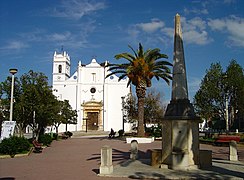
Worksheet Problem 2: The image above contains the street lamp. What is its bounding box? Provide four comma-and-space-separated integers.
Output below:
225, 96, 229, 132
121, 96, 125, 131
9, 68, 18, 121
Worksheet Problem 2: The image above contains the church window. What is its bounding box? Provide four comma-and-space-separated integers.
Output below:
90, 87, 96, 94
92, 73, 96, 82
58, 65, 62, 73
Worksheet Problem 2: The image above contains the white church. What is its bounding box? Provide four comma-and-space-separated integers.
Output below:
51, 51, 131, 133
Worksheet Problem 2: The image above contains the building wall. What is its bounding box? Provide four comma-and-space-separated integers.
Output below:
52, 52, 131, 133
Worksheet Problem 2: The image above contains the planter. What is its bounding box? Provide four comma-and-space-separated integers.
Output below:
126, 137, 155, 144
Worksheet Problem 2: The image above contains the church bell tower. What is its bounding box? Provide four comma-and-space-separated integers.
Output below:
52, 51, 71, 83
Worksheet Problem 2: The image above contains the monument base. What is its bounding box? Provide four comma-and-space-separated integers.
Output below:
99, 165, 113, 175
168, 151, 189, 170
161, 119, 200, 169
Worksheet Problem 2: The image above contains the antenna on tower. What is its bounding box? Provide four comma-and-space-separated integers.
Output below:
61, 45, 64, 53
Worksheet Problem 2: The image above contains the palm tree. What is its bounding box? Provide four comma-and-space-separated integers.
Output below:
106, 43, 172, 136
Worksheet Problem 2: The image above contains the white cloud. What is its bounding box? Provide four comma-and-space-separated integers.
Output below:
50, 0, 106, 19
207, 19, 226, 31
208, 16, 244, 47
136, 19, 164, 33
187, 17, 207, 31
0, 41, 29, 50
128, 16, 212, 46
184, 7, 208, 15
16, 19, 97, 50
184, 30, 211, 45
180, 17, 212, 45
47, 32, 72, 41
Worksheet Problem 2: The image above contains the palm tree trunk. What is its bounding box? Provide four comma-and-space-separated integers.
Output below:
136, 86, 146, 137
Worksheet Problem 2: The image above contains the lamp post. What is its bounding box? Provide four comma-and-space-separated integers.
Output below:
121, 96, 125, 131
225, 96, 229, 132
9, 68, 18, 121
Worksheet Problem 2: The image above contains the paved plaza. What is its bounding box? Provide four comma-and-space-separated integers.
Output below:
0, 132, 244, 180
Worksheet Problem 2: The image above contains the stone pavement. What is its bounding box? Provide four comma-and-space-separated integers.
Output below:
108, 158, 244, 179
0, 131, 244, 180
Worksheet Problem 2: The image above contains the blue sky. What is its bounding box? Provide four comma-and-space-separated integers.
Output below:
0, 0, 244, 103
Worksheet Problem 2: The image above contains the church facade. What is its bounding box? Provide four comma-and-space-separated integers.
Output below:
52, 51, 131, 133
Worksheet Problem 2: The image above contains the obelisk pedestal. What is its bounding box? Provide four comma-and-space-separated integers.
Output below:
161, 14, 201, 170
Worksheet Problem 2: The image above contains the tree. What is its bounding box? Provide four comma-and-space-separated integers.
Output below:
224, 60, 244, 130
60, 100, 77, 132
194, 60, 244, 130
144, 90, 165, 124
18, 70, 57, 138
126, 89, 166, 125
124, 94, 138, 123
194, 63, 224, 126
106, 43, 172, 136
51, 100, 77, 133
0, 70, 78, 137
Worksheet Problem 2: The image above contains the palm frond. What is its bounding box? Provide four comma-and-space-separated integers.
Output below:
155, 60, 172, 66
107, 64, 130, 71
128, 45, 138, 58
118, 74, 128, 81
138, 43, 144, 58
114, 53, 135, 62
105, 70, 127, 79
126, 79, 132, 87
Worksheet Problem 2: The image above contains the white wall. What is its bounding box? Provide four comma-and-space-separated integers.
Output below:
52, 56, 131, 133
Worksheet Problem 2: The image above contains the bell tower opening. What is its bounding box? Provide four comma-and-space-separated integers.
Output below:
58, 65, 62, 73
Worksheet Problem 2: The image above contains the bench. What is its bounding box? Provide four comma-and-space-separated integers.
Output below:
60, 133, 69, 139
215, 135, 240, 146
32, 139, 43, 153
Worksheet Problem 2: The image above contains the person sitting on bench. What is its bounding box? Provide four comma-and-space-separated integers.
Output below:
109, 128, 116, 138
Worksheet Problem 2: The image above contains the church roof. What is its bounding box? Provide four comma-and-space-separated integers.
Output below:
86, 58, 101, 67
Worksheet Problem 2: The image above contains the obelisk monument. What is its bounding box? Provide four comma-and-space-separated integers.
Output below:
161, 14, 200, 170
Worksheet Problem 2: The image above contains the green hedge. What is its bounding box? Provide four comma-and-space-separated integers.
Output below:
38, 134, 53, 146
0, 136, 31, 157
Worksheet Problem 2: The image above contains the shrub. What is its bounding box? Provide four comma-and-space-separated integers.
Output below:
118, 129, 124, 137
145, 125, 162, 137
52, 133, 58, 140
38, 134, 52, 146
0, 136, 31, 157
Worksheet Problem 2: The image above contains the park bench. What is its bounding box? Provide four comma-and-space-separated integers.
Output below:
215, 135, 240, 146
32, 139, 43, 153
60, 133, 69, 139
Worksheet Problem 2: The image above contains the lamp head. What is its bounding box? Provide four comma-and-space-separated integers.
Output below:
9, 68, 18, 75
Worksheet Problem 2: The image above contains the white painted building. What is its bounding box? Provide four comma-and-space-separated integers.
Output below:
51, 51, 131, 133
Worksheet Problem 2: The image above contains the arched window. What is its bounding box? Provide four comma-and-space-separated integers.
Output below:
58, 65, 62, 73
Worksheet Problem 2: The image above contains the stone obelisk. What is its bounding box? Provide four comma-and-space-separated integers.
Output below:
161, 14, 200, 170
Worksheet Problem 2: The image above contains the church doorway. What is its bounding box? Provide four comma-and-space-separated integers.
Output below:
87, 112, 98, 130
82, 101, 103, 131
